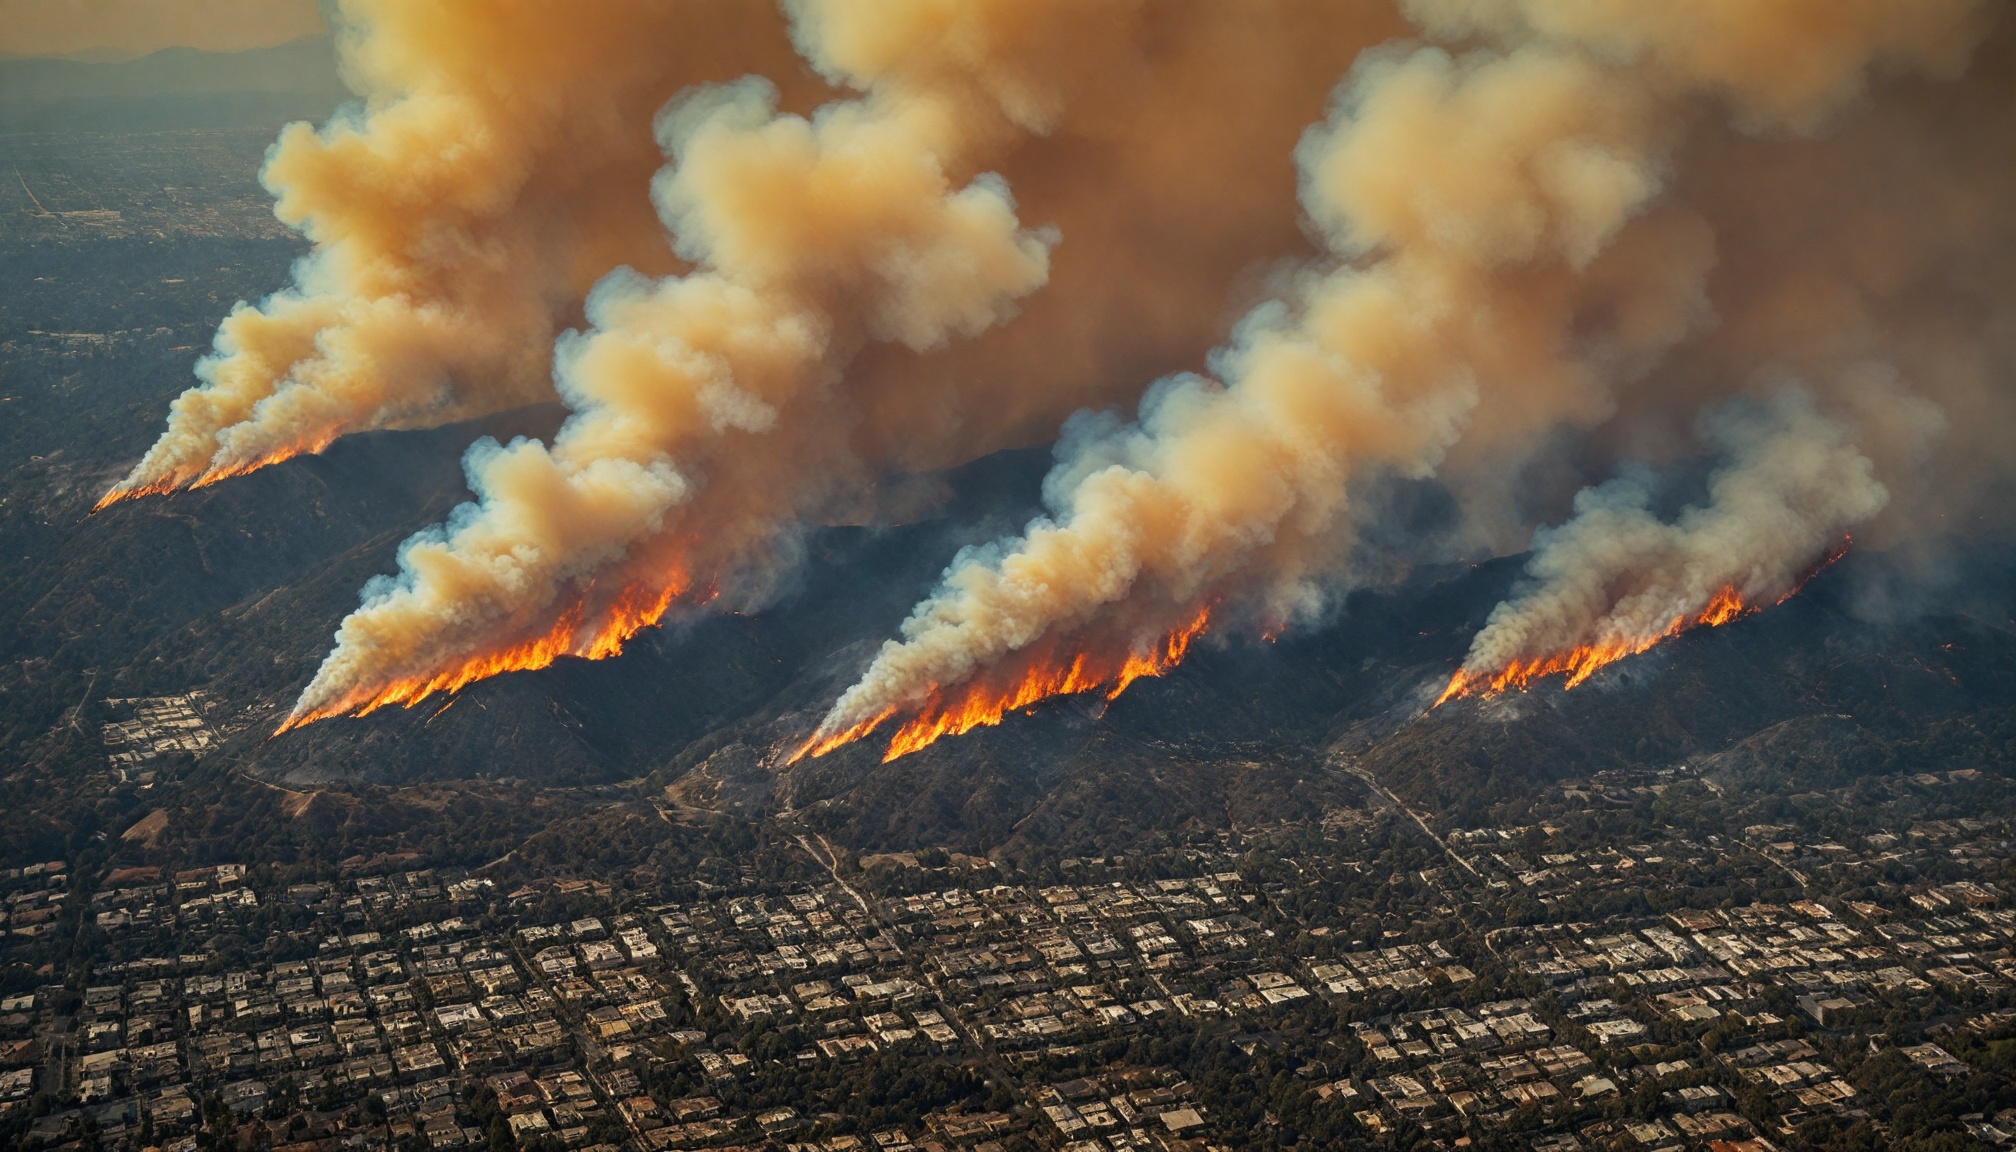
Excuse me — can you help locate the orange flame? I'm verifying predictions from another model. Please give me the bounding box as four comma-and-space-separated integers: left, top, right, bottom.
190, 440, 334, 490
788, 708, 898, 763
276, 573, 700, 734
93, 442, 333, 512
92, 479, 180, 512
1436, 537, 1850, 706
795, 607, 1212, 765
1434, 585, 1753, 704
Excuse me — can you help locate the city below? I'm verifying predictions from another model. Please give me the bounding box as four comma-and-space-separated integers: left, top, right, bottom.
4, 747, 2014, 1152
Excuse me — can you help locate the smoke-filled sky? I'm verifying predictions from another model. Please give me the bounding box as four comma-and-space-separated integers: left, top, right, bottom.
98, 0, 2016, 752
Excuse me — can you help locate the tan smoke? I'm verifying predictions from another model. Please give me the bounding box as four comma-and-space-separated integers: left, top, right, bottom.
107, 1, 1399, 509
1450, 389, 1905, 687
1403, 0, 1989, 132
839, 0, 1412, 469
274, 0, 1414, 726
100, 0, 812, 505
153, 0, 2005, 737
283, 0, 1136, 725
818, 0, 2001, 739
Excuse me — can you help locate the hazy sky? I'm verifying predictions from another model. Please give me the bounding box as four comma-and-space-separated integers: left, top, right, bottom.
0, 0, 325, 60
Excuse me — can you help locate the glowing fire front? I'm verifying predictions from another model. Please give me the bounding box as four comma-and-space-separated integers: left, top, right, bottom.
1435, 540, 1850, 706
1434, 586, 1755, 705
795, 609, 1212, 765
276, 578, 693, 734
93, 480, 181, 512
96, 441, 337, 513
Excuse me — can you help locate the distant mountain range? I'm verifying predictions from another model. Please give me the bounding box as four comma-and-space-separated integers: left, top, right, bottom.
0, 34, 346, 131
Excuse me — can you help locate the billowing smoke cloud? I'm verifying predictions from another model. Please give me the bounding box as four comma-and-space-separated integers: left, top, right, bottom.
260, 0, 1424, 728
105, 0, 1402, 508
1444, 389, 1914, 697
815, 0, 2000, 743
100, 0, 811, 504
103, 1, 2011, 742
1403, 0, 1987, 133
282, 0, 1147, 725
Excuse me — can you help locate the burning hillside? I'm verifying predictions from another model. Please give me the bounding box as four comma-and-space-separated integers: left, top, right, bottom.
83, 1, 2016, 761
1438, 532, 1857, 706
795, 607, 1211, 763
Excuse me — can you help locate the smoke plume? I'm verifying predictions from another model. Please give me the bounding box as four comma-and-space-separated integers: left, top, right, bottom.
103, 2, 2011, 742
815, 0, 2000, 743
260, 0, 1428, 727
282, 0, 1145, 725
106, 1, 1403, 508
99, 0, 810, 504
1444, 390, 1909, 698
